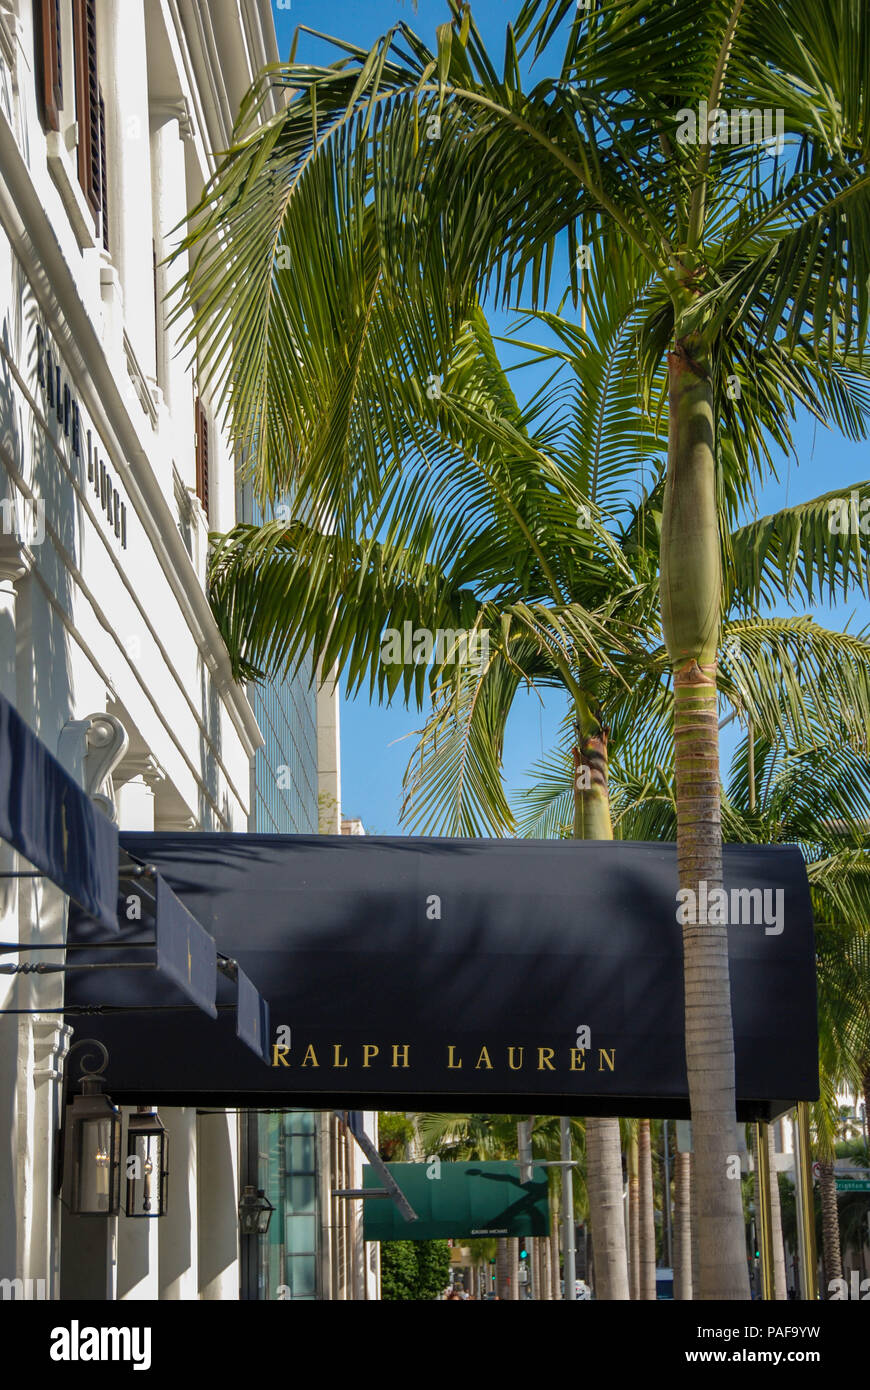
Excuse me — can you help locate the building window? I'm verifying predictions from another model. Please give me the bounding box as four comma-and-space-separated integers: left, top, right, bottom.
72, 0, 107, 249
34, 0, 63, 131
195, 397, 209, 520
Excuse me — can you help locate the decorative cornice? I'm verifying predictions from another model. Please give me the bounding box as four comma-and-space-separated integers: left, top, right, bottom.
0, 532, 33, 584
151, 96, 197, 142
117, 752, 166, 788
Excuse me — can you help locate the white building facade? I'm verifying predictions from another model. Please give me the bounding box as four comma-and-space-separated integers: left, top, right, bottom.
0, 0, 378, 1301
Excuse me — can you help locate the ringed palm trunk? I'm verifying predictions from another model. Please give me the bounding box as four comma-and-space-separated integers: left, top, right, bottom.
628, 1124, 640, 1300
496, 1237, 509, 1300
818, 1159, 842, 1295
660, 336, 750, 1300
639, 1119, 657, 1299
574, 734, 630, 1300
673, 1149, 693, 1299
550, 1183, 561, 1299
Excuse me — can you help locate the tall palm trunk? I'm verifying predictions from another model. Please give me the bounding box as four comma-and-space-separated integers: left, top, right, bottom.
509, 1236, 519, 1300
639, 1119, 657, 1299
818, 1160, 842, 1295
496, 1237, 510, 1299
550, 1183, 561, 1299
673, 1149, 693, 1299
628, 1124, 640, 1300
574, 733, 630, 1300
660, 339, 750, 1300
767, 1125, 786, 1300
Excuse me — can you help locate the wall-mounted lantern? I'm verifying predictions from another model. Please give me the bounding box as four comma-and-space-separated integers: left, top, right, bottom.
238, 1185, 274, 1236
61, 1040, 122, 1216
125, 1107, 169, 1217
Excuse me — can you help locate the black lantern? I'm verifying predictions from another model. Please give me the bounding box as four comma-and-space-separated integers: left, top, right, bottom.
238, 1185, 274, 1235
61, 1042, 122, 1216
125, 1108, 169, 1218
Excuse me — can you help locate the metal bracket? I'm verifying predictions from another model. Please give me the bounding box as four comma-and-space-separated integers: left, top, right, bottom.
333, 1111, 418, 1223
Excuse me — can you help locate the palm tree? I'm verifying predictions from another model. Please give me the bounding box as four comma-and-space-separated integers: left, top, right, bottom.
176, 0, 870, 1297
534, 713, 870, 1298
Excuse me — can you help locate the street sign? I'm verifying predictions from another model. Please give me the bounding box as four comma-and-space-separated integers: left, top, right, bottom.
835, 1178, 870, 1192
362, 1161, 550, 1242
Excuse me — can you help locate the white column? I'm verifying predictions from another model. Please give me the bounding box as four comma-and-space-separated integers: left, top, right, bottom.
159, 1109, 198, 1298
197, 1111, 239, 1299
116, 763, 160, 1298
150, 102, 196, 488
97, 0, 156, 379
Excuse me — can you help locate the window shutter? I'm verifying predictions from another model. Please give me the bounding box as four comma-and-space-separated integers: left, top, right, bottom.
98, 92, 108, 250
35, 0, 63, 131
195, 398, 209, 519
73, 0, 104, 231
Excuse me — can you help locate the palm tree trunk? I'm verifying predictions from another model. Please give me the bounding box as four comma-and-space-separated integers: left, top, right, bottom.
541, 1233, 552, 1300
509, 1236, 519, 1300
639, 1119, 657, 1299
768, 1125, 787, 1300
496, 1237, 509, 1299
818, 1160, 842, 1294
573, 732, 630, 1300
550, 1183, 561, 1299
673, 1149, 693, 1299
628, 1125, 640, 1299
661, 340, 750, 1300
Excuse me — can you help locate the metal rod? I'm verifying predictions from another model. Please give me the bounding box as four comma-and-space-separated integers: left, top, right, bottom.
0, 961, 157, 975
793, 1103, 819, 1301
333, 1189, 389, 1199
334, 1111, 419, 1223
0, 941, 156, 952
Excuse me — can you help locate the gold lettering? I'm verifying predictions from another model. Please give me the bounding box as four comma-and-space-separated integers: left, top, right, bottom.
333, 1044, 348, 1068
598, 1048, 616, 1072
475, 1046, 493, 1070
537, 1047, 555, 1071
570, 1048, 586, 1071
391, 1044, 410, 1068
507, 1047, 524, 1071
301, 1044, 319, 1068
447, 1045, 463, 1069
272, 1045, 291, 1068
362, 1044, 379, 1068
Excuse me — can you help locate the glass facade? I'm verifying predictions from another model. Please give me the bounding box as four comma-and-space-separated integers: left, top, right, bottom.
257, 1112, 319, 1301
237, 478, 321, 1299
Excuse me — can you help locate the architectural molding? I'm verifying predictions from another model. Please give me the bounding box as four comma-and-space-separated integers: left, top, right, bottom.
117, 752, 166, 789
151, 95, 197, 142
57, 713, 130, 823
0, 105, 264, 758
0, 531, 33, 584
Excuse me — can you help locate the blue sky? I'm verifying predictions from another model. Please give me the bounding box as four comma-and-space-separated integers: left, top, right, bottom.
270, 1, 870, 835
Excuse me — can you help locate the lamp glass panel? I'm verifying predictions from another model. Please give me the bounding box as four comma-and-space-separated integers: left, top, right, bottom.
127, 1132, 164, 1215
78, 1116, 116, 1213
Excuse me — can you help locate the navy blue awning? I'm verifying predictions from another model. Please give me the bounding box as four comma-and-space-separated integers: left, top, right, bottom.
0, 693, 118, 932
154, 873, 217, 1019
64, 834, 819, 1120
67, 864, 271, 1051
236, 965, 270, 1062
